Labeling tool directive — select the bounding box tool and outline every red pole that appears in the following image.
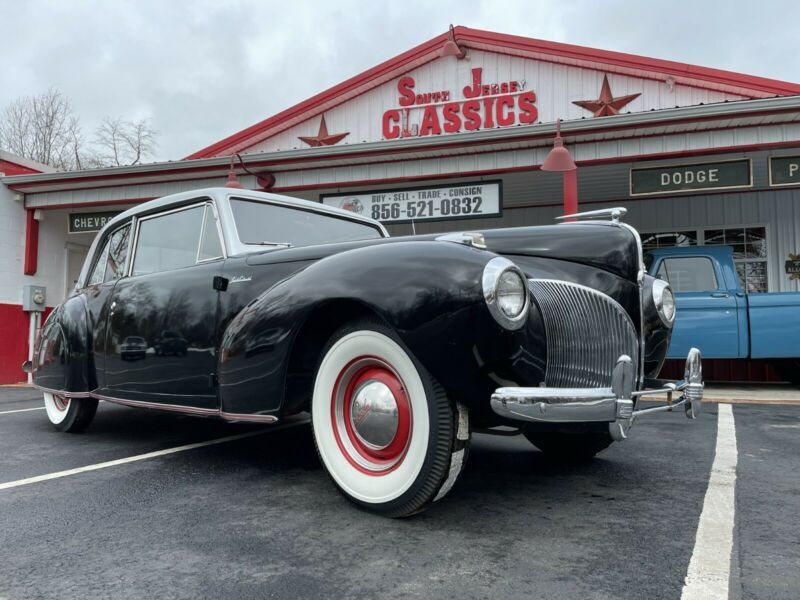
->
[563,169,578,221]
[24,209,39,275]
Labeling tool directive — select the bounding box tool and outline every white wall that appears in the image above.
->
[0,182,123,308]
[0,183,28,306]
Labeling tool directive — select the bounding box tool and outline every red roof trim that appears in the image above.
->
[186,26,800,160]
[457,29,800,96]
[0,159,41,176]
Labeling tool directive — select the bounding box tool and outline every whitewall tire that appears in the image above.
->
[43,392,98,432]
[311,320,470,517]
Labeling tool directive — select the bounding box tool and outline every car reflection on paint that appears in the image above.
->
[154,331,188,357]
[120,336,147,361]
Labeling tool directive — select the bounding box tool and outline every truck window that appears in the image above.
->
[656,257,718,293]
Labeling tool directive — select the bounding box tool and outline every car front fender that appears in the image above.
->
[217,241,529,416]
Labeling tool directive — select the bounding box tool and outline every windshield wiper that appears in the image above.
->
[248,241,294,248]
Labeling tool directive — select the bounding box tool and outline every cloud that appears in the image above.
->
[1,0,797,161]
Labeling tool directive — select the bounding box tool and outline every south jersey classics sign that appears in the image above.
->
[381,68,537,140]
[322,181,502,224]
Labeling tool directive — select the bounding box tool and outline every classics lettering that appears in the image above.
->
[381,69,535,139]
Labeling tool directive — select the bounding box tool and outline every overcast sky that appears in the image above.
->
[2,0,798,162]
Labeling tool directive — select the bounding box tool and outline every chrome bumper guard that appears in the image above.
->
[490,348,703,441]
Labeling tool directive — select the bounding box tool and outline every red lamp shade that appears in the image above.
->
[542,143,576,172]
[224,168,244,189]
[224,156,245,188]
[541,120,576,172]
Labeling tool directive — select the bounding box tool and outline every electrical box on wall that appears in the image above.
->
[22,285,46,312]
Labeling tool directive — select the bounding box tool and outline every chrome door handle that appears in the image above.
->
[710,292,729,298]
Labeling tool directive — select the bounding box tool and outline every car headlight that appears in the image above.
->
[652,279,675,326]
[482,257,529,330]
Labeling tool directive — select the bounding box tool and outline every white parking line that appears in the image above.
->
[0,406,45,415]
[0,420,304,491]
[682,403,738,600]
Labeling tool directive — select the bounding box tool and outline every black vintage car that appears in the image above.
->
[27,188,703,517]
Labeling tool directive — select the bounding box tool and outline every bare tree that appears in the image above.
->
[94,116,157,166]
[0,88,91,170]
[0,89,158,170]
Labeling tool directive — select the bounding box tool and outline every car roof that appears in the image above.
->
[102,187,382,233]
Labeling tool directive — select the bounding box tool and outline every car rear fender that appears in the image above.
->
[32,295,93,393]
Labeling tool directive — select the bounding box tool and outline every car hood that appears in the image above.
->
[244,222,640,281]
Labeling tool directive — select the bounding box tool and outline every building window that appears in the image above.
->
[641,230,698,252]
[642,226,768,293]
[703,227,768,293]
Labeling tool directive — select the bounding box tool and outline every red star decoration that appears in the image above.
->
[298,115,349,147]
[572,74,641,117]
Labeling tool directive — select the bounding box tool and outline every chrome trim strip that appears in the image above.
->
[34,385,92,399]
[613,221,647,385]
[31,386,279,423]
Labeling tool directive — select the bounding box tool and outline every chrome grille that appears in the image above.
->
[529,279,639,388]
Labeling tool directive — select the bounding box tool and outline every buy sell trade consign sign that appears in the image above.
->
[321,181,502,224]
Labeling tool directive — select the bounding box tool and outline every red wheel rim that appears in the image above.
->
[53,395,70,411]
[330,356,412,476]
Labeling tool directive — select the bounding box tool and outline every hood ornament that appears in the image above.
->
[556,207,627,224]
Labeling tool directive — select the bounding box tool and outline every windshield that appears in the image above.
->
[230,198,383,247]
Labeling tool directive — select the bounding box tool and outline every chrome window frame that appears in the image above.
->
[219,193,388,256]
[81,220,133,289]
[195,202,226,264]
[128,199,227,278]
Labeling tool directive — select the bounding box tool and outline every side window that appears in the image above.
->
[657,257,718,293]
[132,205,205,276]
[87,241,110,286]
[197,204,223,262]
[103,225,131,282]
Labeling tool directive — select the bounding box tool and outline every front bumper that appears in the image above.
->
[490,348,703,441]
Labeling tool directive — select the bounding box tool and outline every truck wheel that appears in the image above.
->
[311,319,470,517]
[772,359,800,386]
[524,431,614,462]
[43,393,99,433]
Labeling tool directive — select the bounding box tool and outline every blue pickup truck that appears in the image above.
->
[645,246,800,384]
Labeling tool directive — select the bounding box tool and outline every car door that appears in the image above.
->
[655,255,742,359]
[103,200,226,408]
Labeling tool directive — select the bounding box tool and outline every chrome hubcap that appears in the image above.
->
[331,356,413,475]
[350,379,399,450]
[53,395,70,411]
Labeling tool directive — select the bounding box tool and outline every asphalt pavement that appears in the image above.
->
[0,387,798,599]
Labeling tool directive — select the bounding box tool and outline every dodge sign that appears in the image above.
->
[321,181,502,224]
